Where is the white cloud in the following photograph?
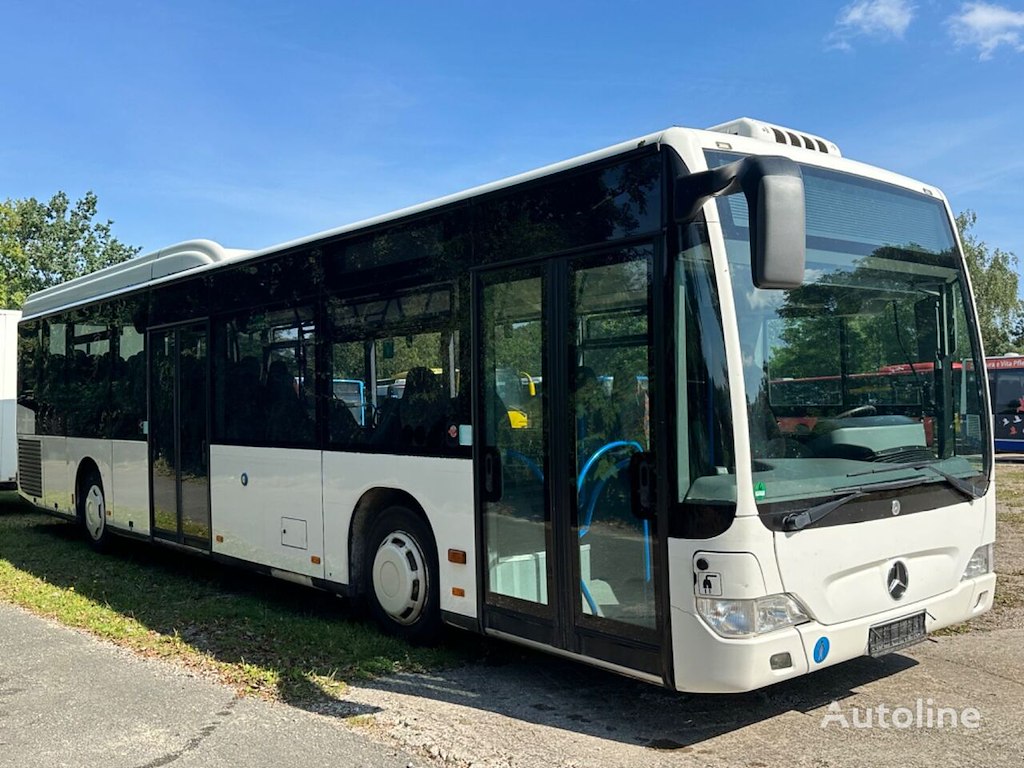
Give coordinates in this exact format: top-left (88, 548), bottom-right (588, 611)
top-left (948, 2), bottom-right (1024, 59)
top-left (829, 0), bottom-right (916, 49)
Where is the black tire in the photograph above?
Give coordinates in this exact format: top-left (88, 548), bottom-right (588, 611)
top-left (78, 471), bottom-right (111, 551)
top-left (364, 505), bottom-right (441, 643)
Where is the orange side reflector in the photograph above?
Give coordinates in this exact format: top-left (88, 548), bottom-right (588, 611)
top-left (448, 549), bottom-right (467, 564)
top-left (311, 555), bottom-right (321, 565)
top-left (451, 587), bottom-right (465, 597)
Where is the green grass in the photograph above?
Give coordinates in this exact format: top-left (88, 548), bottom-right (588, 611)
top-left (0, 491), bottom-right (456, 704)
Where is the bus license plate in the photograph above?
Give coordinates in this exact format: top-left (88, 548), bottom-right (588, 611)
top-left (867, 612), bottom-right (927, 657)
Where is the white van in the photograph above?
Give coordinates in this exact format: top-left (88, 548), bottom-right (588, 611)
top-left (0, 309), bottom-right (20, 488)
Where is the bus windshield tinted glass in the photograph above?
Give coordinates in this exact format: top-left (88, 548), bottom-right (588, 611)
top-left (707, 151), bottom-right (990, 506)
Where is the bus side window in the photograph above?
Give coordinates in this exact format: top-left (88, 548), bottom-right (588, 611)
top-left (995, 371), bottom-right (1024, 413)
top-left (212, 308), bottom-right (315, 448)
top-left (227, 356), bottom-right (263, 442)
top-left (264, 360), bottom-right (313, 444)
top-left (329, 340), bottom-right (370, 448)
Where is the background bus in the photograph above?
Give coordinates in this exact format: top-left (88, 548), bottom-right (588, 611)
top-left (15, 118), bottom-right (995, 693)
top-left (767, 360), bottom-right (982, 459)
top-left (1, 310), bottom-right (20, 489)
top-left (987, 354), bottom-right (1024, 452)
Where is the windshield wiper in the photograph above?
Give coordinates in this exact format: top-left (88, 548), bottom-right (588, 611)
top-left (847, 461), bottom-right (982, 500)
top-left (782, 491), bottom-right (865, 532)
top-left (781, 475), bottom-right (934, 532)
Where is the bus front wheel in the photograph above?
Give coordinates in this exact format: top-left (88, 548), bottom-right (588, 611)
top-left (364, 505), bottom-right (441, 643)
top-left (78, 471), bottom-right (111, 551)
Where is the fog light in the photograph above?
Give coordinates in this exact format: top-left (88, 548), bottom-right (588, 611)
top-left (770, 652), bottom-right (793, 670)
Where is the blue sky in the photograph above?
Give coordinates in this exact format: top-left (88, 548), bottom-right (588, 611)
top-left (2, 1), bottom-right (1023, 271)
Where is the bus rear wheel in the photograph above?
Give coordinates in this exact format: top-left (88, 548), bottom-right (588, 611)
top-left (365, 506), bottom-right (441, 643)
top-left (78, 471), bottom-right (111, 551)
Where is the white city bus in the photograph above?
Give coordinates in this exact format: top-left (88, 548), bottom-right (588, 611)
top-left (1, 309), bottom-right (21, 488)
top-left (16, 118), bottom-right (995, 692)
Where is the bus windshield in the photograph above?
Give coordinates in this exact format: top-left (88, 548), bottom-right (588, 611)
top-left (708, 151), bottom-right (990, 506)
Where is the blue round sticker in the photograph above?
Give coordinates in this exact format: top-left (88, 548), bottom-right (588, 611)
top-left (813, 637), bottom-right (830, 664)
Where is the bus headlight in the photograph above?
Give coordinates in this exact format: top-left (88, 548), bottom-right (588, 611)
top-left (961, 544), bottom-right (993, 581)
top-left (696, 593), bottom-right (810, 637)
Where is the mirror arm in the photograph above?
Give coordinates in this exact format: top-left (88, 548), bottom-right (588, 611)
top-left (674, 160), bottom-right (745, 222)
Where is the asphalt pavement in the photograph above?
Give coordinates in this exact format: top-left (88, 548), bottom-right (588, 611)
top-left (0, 602), bottom-right (420, 768)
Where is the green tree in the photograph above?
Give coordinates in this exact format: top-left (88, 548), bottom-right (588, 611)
top-left (0, 191), bottom-right (140, 309)
top-left (0, 200), bottom-right (29, 308)
top-left (957, 210), bottom-right (1022, 355)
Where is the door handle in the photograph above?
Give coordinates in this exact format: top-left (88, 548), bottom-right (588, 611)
top-left (630, 452), bottom-right (656, 521)
top-left (482, 446), bottom-right (503, 502)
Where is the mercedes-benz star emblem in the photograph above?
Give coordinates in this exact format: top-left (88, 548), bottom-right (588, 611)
top-left (887, 561), bottom-right (909, 600)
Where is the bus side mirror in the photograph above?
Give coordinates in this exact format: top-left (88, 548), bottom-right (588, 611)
top-left (675, 155), bottom-right (806, 290)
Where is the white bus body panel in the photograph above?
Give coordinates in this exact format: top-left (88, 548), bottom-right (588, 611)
top-left (774, 495), bottom-right (993, 624)
top-left (210, 445), bottom-right (325, 578)
top-left (38, 435), bottom-right (73, 514)
top-left (322, 452), bottom-right (476, 619)
top-left (0, 310), bottom-right (19, 485)
top-left (110, 440), bottom-right (150, 535)
top-left (209, 446), bottom-right (476, 619)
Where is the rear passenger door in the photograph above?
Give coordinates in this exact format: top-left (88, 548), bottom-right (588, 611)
top-left (149, 322), bottom-right (210, 548)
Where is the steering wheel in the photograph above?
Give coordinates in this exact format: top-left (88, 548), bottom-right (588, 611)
top-left (835, 404), bottom-right (877, 419)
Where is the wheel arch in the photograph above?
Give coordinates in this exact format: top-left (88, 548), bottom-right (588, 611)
top-left (347, 486), bottom-right (434, 599)
top-left (74, 456), bottom-right (104, 513)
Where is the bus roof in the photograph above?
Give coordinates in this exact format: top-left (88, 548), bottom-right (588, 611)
top-left (21, 240), bottom-right (251, 319)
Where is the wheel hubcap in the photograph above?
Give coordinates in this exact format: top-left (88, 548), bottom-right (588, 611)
top-left (372, 530), bottom-right (427, 625)
top-left (84, 484), bottom-right (105, 541)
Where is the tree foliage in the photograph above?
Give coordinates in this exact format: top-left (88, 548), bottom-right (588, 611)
top-left (0, 191), bottom-right (140, 309)
top-left (957, 209), bottom-right (1022, 355)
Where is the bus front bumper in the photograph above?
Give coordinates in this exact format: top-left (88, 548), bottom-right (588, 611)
top-left (671, 573), bottom-right (996, 693)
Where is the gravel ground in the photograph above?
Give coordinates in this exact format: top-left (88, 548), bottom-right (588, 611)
top-left (325, 461), bottom-right (1024, 768)
top-left (979, 459), bottom-right (1024, 630)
